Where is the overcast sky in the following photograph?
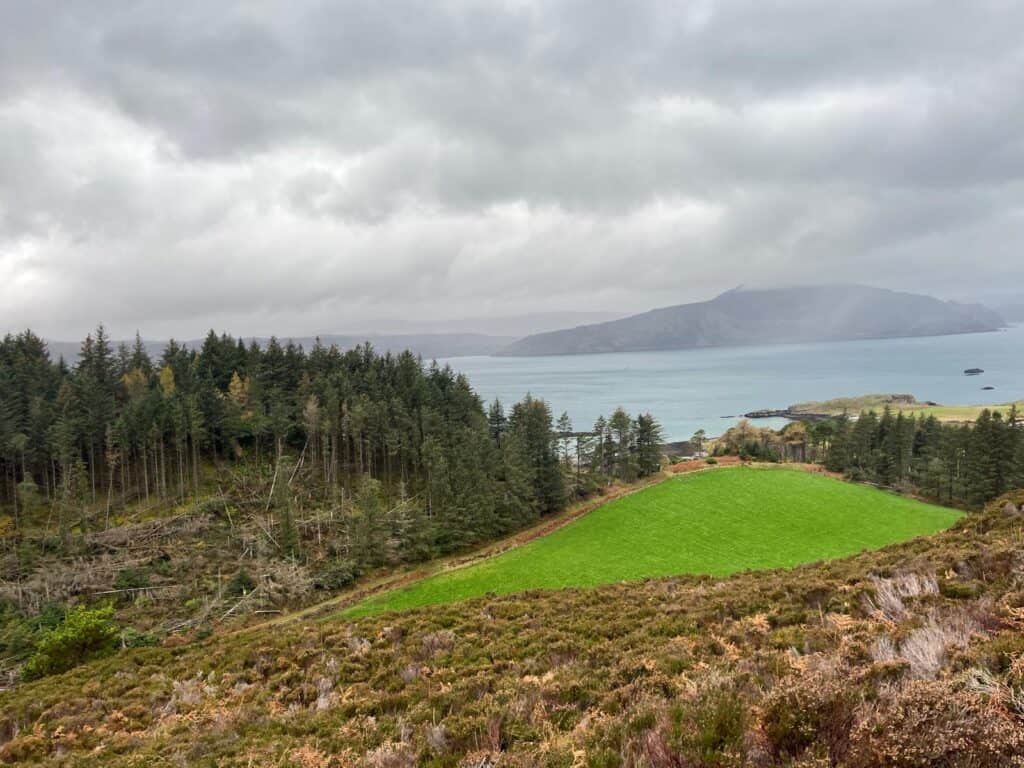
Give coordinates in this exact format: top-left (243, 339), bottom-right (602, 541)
top-left (2, 1), bottom-right (1023, 340)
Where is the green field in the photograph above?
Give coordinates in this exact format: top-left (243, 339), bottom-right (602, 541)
top-left (791, 393), bottom-right (1023, 422)
top-left (345, 468), bottom-right (961, 616)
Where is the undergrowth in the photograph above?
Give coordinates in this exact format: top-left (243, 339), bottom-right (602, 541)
top-left (1, 491), bottom-right (1022, 766)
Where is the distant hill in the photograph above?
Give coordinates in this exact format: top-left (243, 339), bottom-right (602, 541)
top-left (349, 310), bottom-right (626, 338)
top-left (41, 312), bottom-right (631, 364)
top-left (306, 333), bottom-right (516, 359)
top-left (960, 292), bottom-right (1024, 323)
top-left (45, 332), bottom-right (515, 364)
top-left (498, 285), bottom-right (1006, 356)
top-left (994, 301), bottom-right (1024, 322)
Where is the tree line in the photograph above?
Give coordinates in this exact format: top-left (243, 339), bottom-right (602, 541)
top-left (713, 407), bottom-right (1023, 508)
top-left (0, 327), bottom-right (664, 567)
top-left (820, 406), bottom-right (1023, 507)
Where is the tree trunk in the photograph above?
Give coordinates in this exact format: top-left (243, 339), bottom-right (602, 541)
top-left (331, 432), bottom-right (338, 488)
top-left (105, 465), bottom-right (114, 529)
top-left (142, 445), bottom-right (150, 503)
top-left (89, 442), bottom-right (97, 502)
top-left (160, 440), bottom-right (168, 498)
top-left (10, 467), bottom-right (18, 530)
top-left (178, 446), bottom-right (185, 500)
top-left (192, 436), bottom-right (200, 496)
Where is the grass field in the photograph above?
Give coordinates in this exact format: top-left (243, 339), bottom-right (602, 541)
top-left (888, 401), bottom-right (1023, 421)
top-left (345, 467), bottom-right (961, 616)
top-left (791, 393), bottom-right (1023, 422)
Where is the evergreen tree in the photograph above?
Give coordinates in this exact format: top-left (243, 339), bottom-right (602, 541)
top-left (0, 326), bottom-right (676, 573)
top-left (691, 428), bottom-right (706, 458)
top-left (556, 411), bottom-right (573, 465)
top-left (813, 404), bottom-right (1022, 508)
top-left (508, 395), bottom-right (565, 515)
top-left (634, 413), bottom-right (664, 477)
top-left (608, 407), bottom-right (636, 481)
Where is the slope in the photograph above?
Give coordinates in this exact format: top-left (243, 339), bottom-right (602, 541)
top-left (346, 467), bottom-right (960, 616)
top-left (2, 493), bottom-right (1021, 767)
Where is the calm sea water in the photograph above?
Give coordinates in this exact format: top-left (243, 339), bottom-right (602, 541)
top-left (443, 325), bottom-right (1024, 441)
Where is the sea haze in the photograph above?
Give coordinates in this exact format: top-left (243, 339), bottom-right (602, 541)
top-left (444, 325), bottom-right (1024, 442)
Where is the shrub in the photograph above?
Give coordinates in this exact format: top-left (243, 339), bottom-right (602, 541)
top-left (761, 669), bottom-right (859, 763)
top-left (226, 568), bottom-right (256, 598)
top-left (691, 686), bottom-right (749, 760)
top-left (114, 567), bottom-right (150, 591)
top-left (419, 630), bottom-right (456, 660)
top-left (975, 631), bottom-right (1024, 676)
top-left (150, 554), bottom-right (174, 577)
top-left (649, 683), bottom-right (751, 765)
top-left (0, 601), bottom-right (63, 662)
top-left (194, 496), bottom-right (230, 517)
top-left (314, 558), bottom-right (360, 591)
top-left (847, 680), bottom-right (1024, 767)
top-left (0, 734), bottom-right (48, 764)
top-left (705, 457), bottom-right (718, 465)
top-left (939, 579), bottom-right (982, 599)
top-left (22, 605), bottom-right (119, 681)
top-left (120, 627), bottom-right (159, 648)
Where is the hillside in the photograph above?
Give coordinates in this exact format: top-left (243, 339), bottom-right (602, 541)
top-left (0, 329), bottom-right (667, 688)
top-left (498, 284), bottom-right (1006, 356)
top-left (348, 468), bottom-right (959, 616)
top-left (996, 301), bottom-right (1024, 322)
top-left (1, 491), bottom-right (1021, 766)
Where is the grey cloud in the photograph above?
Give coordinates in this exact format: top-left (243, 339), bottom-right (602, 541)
top-left (1, 0), bottom-right (1023, 339)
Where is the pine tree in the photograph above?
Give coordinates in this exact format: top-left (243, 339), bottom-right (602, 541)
top-left (634, 413), bottom-right (664, 477)
top-left (556, 411), bottom-right (573, 465)
top-left (691, 429), bottom-right (706, 458)
top-left (609, 407), bottom-right (636, 481)
top-left (488, 399), bottom-right (507, 446)
top-left (0, 324), bottom-right (684, 571)
top-left (508, 395), bottom-right (565, 515)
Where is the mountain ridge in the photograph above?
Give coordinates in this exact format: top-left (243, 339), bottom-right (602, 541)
top-left (498, 284), bottom-right (1006, 356)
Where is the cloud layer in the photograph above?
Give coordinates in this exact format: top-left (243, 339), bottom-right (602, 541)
top-left (2, 0), bottom-right (1023, 339)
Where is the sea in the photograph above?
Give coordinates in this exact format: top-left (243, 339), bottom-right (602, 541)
top-left (442, 325), bottom-right (1024, 442)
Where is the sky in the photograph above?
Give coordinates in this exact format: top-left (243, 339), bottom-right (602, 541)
top-left (2, 0), bottom-right (1023, 340)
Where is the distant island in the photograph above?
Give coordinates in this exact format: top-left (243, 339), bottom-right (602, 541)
top-left (745, 392), bottom-right (1023, 424)
top-left (497, 284), bottom-right (1006, 356)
